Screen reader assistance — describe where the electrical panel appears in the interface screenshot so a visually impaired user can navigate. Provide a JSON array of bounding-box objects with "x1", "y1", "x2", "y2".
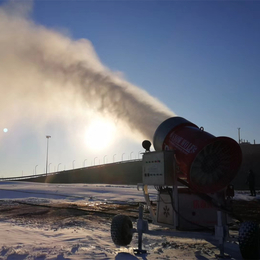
[
  {"x1": 157, "y1": 192, "x2": 175, "y2": 225},
  {"x1": 142, "y1": 151, "x2": 175, "y2": 186},
  {"x1": 156, "y1": 188, "x2": 225, "y2": 230}
]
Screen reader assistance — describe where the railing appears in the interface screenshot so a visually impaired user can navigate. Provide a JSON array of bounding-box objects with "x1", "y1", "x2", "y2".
[
  {"x1": 0, "y1": 172, "x2": 55, "y2": 181},
  {"x1": 0, "y1": 159, "x2": 142, "y2": 182}
]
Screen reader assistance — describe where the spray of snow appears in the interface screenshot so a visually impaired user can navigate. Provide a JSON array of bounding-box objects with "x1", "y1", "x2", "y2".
[{"x1": 0, "y1": 1, "x2": 175, "y2": 143}]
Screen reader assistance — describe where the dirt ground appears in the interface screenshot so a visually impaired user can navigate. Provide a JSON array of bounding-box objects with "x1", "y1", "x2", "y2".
[
  {"x1": 1, "y1": 198, "x2": 259, "y2": 259},
  {"x1": 231, "y1": 199, "x2": 260, "y2": 224},
  {"x1": 0, "y1": 199, "x2": 259, "y2": 229}
]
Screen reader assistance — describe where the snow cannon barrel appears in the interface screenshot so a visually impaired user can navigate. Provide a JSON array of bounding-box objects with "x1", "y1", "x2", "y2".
[{"x1": 153, "y1": 117, "x2": 242, "y2": 193}]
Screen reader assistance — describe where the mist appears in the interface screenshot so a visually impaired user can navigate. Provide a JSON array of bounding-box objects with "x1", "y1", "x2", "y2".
[{"x1": 0, "y1": 1, "x2": 175, "y2": 143}]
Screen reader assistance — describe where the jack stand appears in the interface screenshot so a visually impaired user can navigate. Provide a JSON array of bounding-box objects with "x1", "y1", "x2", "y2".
[{"x1": 133, "y1": 205, "x2": 148, "y2": 255}]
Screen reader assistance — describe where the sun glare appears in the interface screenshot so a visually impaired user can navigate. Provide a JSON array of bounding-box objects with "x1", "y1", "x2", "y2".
[{"x1": 85, "y1": 119, "x2": 116, "y2": 151}]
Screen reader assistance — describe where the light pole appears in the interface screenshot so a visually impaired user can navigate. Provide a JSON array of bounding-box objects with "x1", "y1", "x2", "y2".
[
  {"x1": 94, "y1": 157, "x2": 98, "y2": 165},
  {"x1": 57, "y1": 163, "x2": 62, "y2": 172},
  {"x1": 130, "y1": 151, "x2": 134, "y2": 160},
  {"x1": 72, "y1": 160, "x2": 75, "y2": 169},
  {"x1": 238, "y1": 128, "x2": 241, "y2": 144},
  {"x1": 113, "y1": 154, "x2": 116, "y2": 162},
  {"x1": 121, "y1": 153, "x2": 125, "y2": 161},
  {"x1": 83, "y1": 159, "x2": 87, "y2": 167},
  {"x1": 103, "y1": 155, "x2": 107, "y2": 164},
  {"x1": 34, "y1": 165, "x2": 38, "y2": 175},
  {"x1": 48, "y1": 163, "x2": 52, "y2": 173},
  {"x1": 46, "y1": 135, "x2": 51, "y2": 175}
]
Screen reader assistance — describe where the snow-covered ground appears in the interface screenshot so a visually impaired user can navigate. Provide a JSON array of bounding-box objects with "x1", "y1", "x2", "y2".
[{"x1": 0, "y1": 181, "x2": 258, "y2": 260}]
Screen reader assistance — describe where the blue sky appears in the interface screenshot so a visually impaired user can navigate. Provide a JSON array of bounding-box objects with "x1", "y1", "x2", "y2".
[
  {"x1": 1, "y1": 0, "x2": 260, "y2": 177},
  {"x1": 31, "y1": 0, "x2": 260, "y2": 136}
]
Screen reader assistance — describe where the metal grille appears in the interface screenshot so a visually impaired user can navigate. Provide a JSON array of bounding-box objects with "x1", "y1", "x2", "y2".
[{"x1": 190, "y1": 139, "x2": 238, "y2": 193}]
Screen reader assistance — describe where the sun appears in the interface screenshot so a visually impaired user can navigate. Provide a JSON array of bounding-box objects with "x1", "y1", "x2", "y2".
[{"x1": 85, "y1": 119, "x2": 116, "y2": 151}]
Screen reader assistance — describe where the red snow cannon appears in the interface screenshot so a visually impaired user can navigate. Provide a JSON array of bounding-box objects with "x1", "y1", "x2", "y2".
[{"x1": 153, "y1": 117, "x2": 242, "y2": 193}]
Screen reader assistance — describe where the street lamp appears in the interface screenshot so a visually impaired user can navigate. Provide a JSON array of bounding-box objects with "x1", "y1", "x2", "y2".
[
  {"x1": 35, "y1": 165, "x2": 38, "y2": 175},
  {"x1": 113, "y1": 154, "x2": 116, "y2": 162},
  {"x1": 121, "y1": 153, "x2": 125, "y2": 161},
  {"x1": 94, "y1": 157, "x2": 98, "y2": 165},
  {"x1": 83, "y1": 159, "x2": 87, "y2": 167},
  {"x1": 72, "y1": 160, "x2": 75, "y2": 169},
  {"x1": 103, "y1": 155, "x2": 107, "y2": 164},
  {"x1": 46, "y1": 135, "x2": 51, "y2": 175},
  {"x1": 130, "y1": 151, "x2": 134, "y2": 160},
  {"x1": 57, "y1": 163, "x2": 62, "y2": 172}
]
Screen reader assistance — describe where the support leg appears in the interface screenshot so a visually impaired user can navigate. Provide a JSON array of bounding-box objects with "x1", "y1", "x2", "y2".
[
  {"x1": 134, "y1": 205, "x2": 148, "y2": 255},
  {"x1": 215, "y1": 211, "x2": 230, "y2": 258}
]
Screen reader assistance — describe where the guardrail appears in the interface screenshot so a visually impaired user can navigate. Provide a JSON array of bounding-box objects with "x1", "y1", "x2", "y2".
[
  {"x1": 0, "y1": 172, "x2": 55, "y2": 181},
  {"x1": 0, "y1": 159, "x2": 142, "y2": 182}
]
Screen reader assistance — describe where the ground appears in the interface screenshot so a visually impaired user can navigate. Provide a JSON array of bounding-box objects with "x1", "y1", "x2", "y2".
[{"x1": 0, "y1": 182, "x2": 259, "y2": 259}]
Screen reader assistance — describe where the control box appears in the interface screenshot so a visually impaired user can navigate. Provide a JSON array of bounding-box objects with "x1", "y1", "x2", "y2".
[{"x1": 142, "y1": 151, "x2": 175, "y2": 186}]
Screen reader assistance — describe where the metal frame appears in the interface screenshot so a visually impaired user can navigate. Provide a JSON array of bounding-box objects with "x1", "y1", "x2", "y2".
[
  {"x1": 135, "y1": 151, "x2": 236, "y2": 257},
  {"x1": 134, "y1": 205, "x2": 230, "y2": 257}
]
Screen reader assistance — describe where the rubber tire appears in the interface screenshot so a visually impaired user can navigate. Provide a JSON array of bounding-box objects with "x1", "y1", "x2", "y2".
[
  {"x1": 238, "y1": 221, "x2": 260, "y2": 260},
  {"x1": 111, "y1": 214, "x2": 133, "y2": 246}
]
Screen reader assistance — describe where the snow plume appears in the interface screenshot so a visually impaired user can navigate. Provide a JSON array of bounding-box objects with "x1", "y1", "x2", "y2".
[{"x1": 0, "y1": 1, "x2": 174, "y2": 141}]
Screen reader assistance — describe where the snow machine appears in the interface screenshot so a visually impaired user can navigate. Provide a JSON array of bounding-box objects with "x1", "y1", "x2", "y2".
[{"x1": 111, "y1": 117, "x2": 260, "y2": 259}]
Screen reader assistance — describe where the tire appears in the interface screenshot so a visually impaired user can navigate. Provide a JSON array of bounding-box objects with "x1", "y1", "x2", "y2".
[
  {"x1": 238, "y1": 221, "x2": 260, "y2": 260},
  {"x1": 111, "y1": 214, "x2": 133, "y2": 246}
]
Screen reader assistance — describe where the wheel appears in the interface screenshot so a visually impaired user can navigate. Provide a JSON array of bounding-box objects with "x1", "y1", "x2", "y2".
[
  {"x1": 111, "y1": 214, "x2": 133, "y2": 246},
  {"x1": 238, "y1": 221, "x2": 260, "y2": 260}
]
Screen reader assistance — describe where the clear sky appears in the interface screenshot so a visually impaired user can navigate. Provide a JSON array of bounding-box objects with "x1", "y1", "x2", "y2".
[{"x1": 0, "y1": 0, "x2": 260, "y2": 178}]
